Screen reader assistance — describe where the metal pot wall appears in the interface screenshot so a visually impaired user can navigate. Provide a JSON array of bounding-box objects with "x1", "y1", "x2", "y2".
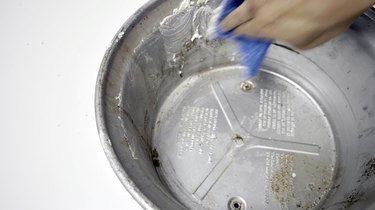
[{"x1": 95, "y1": 0, "x2": 375, "y2": 209}]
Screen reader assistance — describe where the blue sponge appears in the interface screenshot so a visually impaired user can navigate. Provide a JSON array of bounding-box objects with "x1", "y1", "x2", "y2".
[{"x1": 212, "y1": 0, "x2": 271, "y2": 77}]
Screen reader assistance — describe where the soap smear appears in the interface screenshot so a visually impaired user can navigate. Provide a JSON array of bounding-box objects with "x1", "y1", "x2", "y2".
[{"x1": 159, "y1": 0, "x2": 226, "y2": 72}]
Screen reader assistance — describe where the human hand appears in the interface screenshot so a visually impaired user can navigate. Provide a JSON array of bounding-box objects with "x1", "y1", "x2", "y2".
[{"x1": 221, "y1": 0, "x2": 375, "y2": 49}]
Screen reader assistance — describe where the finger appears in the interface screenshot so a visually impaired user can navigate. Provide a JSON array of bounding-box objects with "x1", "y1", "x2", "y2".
[
  {"x1": 255, "y1": 18, "x2": 319, "y2": 42},
  {"x1": 231, "y1": 0, "x2": 302, "y2": 38},
  {"x1": 297, "y1": 16, "x2": 357, "y2": 49},
  {"x1": 232, "y1": 16, "x2": 268, "y2": 37},
  {"x1": 295, "y1": 23, "x2": 351, "y2": 49},
  {"x1": 221, "y1": 0, "x2": 254, "y2": 32},
  {"x1": 255, "y1": 0, "x2": 302, "y2": 23},
  {"x1": 262, "y1": 19, "x2": 348, "y2": 50}
]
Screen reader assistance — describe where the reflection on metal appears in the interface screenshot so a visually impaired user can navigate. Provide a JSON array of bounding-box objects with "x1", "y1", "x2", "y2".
[
  {"x1": 193, "y1": 82, "x2": 320, "y2": 200},
  {"x1": 96, "y1": 0, "x2": 375, "y2": 209}
]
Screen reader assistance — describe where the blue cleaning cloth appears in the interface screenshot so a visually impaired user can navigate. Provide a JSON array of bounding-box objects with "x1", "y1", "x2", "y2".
[{"x1": 213, "y1": 0, "x2": 271, "y2": 77}]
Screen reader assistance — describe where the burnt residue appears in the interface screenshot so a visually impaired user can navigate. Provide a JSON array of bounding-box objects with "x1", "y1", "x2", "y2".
[
  {"x1": 333, "y1": 171, "x2": 372, "y2": 208},
  {"x1": 324, "y1": 189, "x2": 366, "y2": 209},
  {"x1": 361, "y1": 157, "x2": 375, "y2": 180},
  {"x1": 344, "y1": 190, "x2": 365, "y2": 208},
  {"x1": 328, "y1": 158, "x2": 375, "y2": 208},
  {"x1": 152, "y1": 148, "x2": 161, "y2": 167}
]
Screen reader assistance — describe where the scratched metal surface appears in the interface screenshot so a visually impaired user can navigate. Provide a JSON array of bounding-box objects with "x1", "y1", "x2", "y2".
[
  {"x1": 153, "y1": 63, "x2": 335, "y2": 210},
  {"x1": 96, "y1": 0, "x2": 375, "y2": 209}
]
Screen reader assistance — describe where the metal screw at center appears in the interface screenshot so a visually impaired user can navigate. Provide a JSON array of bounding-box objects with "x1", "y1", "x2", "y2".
[
  {"x1": 232, "y1": 134, "x2": 244, "y2": 145},
  {"x1": 228, "y1": 197, "x2": 246, "y2": 210},
  {"x1": 240, "y1": 80, "x2": 256, "y2": 92}
]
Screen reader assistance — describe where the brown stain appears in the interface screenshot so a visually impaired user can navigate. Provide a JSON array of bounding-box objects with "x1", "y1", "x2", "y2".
[{"x1": 270, "y1": 154, "x2": 295, "y2": 204}]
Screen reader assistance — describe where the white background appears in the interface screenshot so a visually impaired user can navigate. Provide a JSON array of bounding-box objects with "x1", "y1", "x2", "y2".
[{"x1": 0, "y1": 0, "x2": 147, "y2": 209}]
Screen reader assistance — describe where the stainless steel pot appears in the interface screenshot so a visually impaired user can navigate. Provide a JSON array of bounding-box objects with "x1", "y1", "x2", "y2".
[{"x1": 95, "y1": 0, "x2": 375, "y2": 209}]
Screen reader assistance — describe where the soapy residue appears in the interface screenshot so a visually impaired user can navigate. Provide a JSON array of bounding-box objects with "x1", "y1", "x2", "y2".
[{"x1": 159, "y1": 0, "x2": 223, "y2": 72}]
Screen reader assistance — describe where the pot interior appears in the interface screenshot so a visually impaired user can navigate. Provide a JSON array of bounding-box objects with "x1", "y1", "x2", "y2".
[{"x1": 97, "y1": 0, "x2": 375, "y2": 209}]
